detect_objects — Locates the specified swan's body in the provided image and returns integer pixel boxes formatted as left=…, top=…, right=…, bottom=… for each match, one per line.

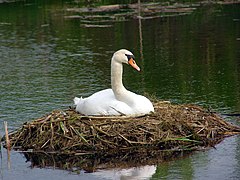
left=74, top=89, right=153, bottom=115
left=74, top=49, right=154, bottom=116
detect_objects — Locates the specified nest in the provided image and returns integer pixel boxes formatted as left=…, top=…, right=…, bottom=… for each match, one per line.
left=6, top=101, right=240, bottom=155
left=3, top=101, right=240, bottom=172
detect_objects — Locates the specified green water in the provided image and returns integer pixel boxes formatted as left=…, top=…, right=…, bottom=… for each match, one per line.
left=0, top=1, right=240, bottom=179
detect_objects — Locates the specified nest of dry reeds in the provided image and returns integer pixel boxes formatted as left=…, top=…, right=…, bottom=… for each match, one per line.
left=6, top=101, right=240, bottom=156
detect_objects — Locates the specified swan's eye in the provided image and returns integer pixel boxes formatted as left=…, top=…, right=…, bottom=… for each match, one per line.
left=125, top=54, right=135, bottom=61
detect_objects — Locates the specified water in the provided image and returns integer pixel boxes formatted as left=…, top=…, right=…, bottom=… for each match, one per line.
left=0, top=1, right=240, bottom=179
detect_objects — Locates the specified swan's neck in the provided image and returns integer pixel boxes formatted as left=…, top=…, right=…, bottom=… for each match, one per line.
left=111, top=59, right=128, bottom=100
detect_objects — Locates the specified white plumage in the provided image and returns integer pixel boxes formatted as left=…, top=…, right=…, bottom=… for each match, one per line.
left=74, top=49, right=154, bottom=116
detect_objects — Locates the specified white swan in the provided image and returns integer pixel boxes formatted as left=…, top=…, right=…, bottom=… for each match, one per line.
left=74, top=49, right=154, bottom=116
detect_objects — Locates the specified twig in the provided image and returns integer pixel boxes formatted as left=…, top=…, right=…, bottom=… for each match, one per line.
left=118, top=133, right=149, bottom=145
left=11, top=130, right=25, bottom=148
left=41, top=139, right=50, bottom=149
left=96, top=136, right=118, bottom=148
left=50, top=120, right=54, bottom=149
left=69, top=125, right=89, bottom=144
left=89, top=121, right=111, bottom=136
left=81, top=114, right=147, bottom=119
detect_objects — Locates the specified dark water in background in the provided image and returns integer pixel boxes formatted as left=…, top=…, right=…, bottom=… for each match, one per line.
left=0, top=1, right=240, bottom=179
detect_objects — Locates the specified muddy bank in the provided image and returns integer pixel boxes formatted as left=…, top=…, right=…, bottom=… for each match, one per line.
left=65, top=0, right=240, bottom=27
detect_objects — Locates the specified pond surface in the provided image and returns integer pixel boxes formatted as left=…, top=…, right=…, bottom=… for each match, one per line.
left=0, top=1, right=240, bottom=179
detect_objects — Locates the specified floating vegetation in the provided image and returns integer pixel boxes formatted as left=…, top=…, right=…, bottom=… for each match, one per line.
left=2, top=101, right=240, bottom=171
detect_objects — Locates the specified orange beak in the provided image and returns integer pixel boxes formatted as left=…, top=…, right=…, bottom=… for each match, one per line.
left=128, top=58, right=140, bottom=71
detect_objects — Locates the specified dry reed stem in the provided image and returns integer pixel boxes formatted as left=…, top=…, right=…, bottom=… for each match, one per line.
left=4, top=121, right=10, bottom=151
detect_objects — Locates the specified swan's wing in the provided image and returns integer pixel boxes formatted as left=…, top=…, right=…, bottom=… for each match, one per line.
left=133, top=94, right=154, bottom=113
left=74, top=89, right=133, bottom=115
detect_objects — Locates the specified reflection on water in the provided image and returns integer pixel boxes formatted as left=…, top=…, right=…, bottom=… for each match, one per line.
left=0, top=1, right=240, bottom=180
left=92, top=165, right=156, bottom=180
left=142, top=6, right=240, bottom=112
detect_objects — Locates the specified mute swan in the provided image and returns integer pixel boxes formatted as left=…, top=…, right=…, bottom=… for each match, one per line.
left=74, top=49, right=154, bottom=116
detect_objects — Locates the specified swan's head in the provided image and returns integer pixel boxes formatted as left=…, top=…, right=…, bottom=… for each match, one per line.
left=113, top=49, right=140, bottom=71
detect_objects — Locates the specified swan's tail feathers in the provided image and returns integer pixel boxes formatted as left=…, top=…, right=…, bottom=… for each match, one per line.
left=74, top=97, right=83, bottom=105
